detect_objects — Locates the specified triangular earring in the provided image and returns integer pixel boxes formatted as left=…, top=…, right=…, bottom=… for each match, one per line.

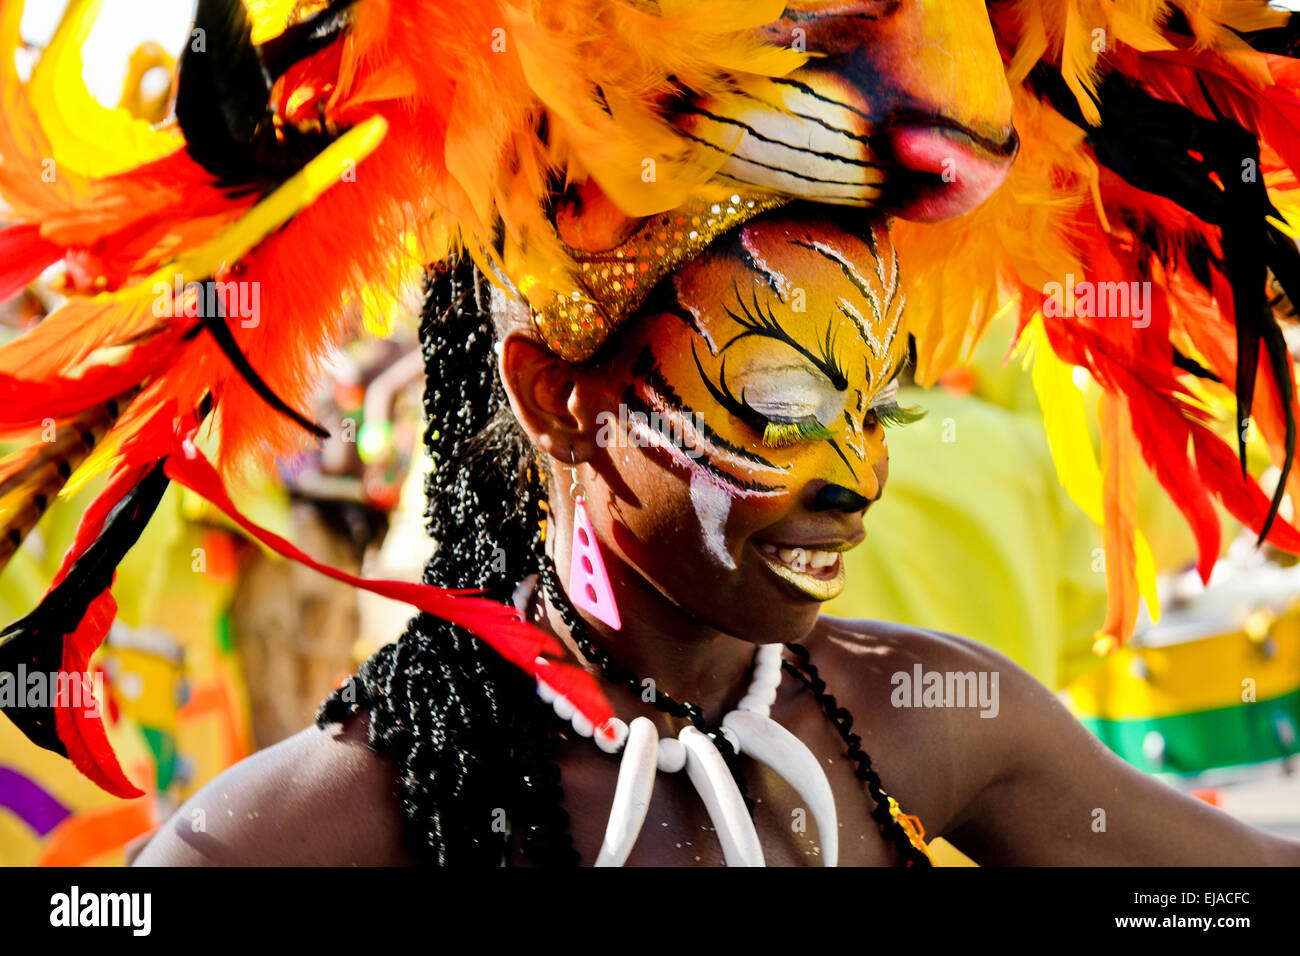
left=568, top=456, right=621, bottom=630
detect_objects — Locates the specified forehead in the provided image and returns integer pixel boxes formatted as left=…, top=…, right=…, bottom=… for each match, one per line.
left=668, top=215, right=906, bottom=380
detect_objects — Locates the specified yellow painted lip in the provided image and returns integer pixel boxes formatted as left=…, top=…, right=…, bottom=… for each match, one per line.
left=754, top=545, right=848, bottom=602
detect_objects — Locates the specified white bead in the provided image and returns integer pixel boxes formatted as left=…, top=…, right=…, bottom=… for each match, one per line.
left=595, top=719, right=659, bottom=866
left=571, top=711, right=594, bottom=737
left=536, top=680, right=558, bottom=704
left=751, top=683, right=778, bottom=706
left=657, top=736, right=687, bottom=773
left=553, top=695, right=575, bottom=720
left=737, top=694, right=769, bottom=716
left=752, top=659, right=783, bottom=686
left=756, top=643, right=785, bottom=667
left=720, top=726, right=741, bottom=755
left=595, top=717, right=629, bottom=754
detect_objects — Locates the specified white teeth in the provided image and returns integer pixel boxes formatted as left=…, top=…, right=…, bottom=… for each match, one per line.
left=759, top=543, right=844, bottom=574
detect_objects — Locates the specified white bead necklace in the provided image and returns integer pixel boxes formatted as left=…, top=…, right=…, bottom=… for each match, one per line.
left=535, top=641, right=840, bottom=867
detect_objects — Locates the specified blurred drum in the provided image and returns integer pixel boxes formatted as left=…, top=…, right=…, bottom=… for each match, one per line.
left=1062, top=565, right=1300, bottom=778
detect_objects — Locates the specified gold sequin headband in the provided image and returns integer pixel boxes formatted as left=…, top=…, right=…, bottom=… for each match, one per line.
left=529, top=188, right=789, bottom=362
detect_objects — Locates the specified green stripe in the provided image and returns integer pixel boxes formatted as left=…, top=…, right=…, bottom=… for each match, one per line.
left=140, top=726, right=178, bottom=791
left=1077, top=688, right=1300, bottom=776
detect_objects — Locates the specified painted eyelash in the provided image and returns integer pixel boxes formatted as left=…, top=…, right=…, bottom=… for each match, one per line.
left=761, top=417, right=836, bottom=448
left=868, top=400, right=926, bottom=429
left=692, top=345, right=840, bottom=448
left=721, top=282, right=849, bottom=390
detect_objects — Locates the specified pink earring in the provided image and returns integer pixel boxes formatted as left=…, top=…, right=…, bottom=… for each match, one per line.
left=568, top=453, right=621, bottom=630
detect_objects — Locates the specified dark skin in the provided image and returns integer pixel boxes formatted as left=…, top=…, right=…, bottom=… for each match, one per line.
left=134, top=215, right=1300, bottom=866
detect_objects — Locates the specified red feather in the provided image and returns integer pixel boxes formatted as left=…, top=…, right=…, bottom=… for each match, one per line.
left=53, top=588, right=144, bottom=799
left=163, top=426, right=614, bottom=730
left=0, top=223, right=63, bottom=304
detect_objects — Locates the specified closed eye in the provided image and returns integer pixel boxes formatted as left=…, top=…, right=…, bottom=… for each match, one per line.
left=692, top=344, right=841, bottom=448
left=865, top=400, right=926, bottom=430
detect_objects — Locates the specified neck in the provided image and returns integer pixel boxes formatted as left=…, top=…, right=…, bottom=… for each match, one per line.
left=530, top=549, right=760, bottom=730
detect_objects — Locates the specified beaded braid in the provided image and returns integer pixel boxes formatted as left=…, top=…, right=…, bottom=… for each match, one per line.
left=316, top=258, right=578, bottom=866
left=782, top=642, right=934, bottom=866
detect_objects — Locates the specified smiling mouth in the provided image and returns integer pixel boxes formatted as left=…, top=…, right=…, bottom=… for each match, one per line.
left=753, top=540, right=850, bottom=602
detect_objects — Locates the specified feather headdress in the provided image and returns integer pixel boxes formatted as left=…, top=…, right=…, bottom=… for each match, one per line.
left=0, top=0, right=1298, bottom=794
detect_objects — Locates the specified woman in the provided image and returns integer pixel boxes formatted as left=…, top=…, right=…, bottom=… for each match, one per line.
left=3, top=0, right=1300, bottom=865
left=135, top=213, right=1300, bottom=865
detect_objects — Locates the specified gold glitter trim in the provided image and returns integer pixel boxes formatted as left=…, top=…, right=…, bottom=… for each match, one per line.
left=532, top=190, right=788, bottom=362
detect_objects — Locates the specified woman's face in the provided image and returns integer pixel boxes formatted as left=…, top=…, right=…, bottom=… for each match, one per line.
left=575, top=210, right=912, bottom=644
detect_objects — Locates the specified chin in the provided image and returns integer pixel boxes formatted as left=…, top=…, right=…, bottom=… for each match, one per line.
left=697, top=561, right=830, bottom=645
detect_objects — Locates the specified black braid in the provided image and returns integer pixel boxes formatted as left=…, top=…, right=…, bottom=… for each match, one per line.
left=782, top=642, right=934, bottom=867
left=316, top=258, right=577, bottom=866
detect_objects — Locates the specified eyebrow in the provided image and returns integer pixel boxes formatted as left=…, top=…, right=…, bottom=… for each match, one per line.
left=878, top=351, right=908, bottom=392
left=737, top=242, right=788, bottom=299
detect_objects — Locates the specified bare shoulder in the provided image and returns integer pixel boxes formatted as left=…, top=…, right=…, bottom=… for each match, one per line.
left=804, top=615, right=1054, bottom=837
left=132, top=710, right=415, bottom=866
left=812, top=614, right=1027, bottom=676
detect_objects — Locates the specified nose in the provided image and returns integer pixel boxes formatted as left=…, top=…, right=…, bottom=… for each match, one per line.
left=884, top=120, right=1019, bottom=222
left=810, top=483, right=872, bottom=514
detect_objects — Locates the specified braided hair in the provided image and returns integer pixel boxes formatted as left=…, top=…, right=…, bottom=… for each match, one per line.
left=317, top=257, right=932, bottom=866
left=316, top=258, right=577, bottom=866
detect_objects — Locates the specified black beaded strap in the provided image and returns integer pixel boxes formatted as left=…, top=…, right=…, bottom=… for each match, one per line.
left=537, top=557, right=754, bottom=810
left=782, top=642, right=933, bottom=867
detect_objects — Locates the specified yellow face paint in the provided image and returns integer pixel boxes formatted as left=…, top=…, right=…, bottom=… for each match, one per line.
left=623, top=212, right=913, bottom=507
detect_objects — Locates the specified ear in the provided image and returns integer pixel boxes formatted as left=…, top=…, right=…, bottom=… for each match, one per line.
left=499, top=330, right=602, bottom=462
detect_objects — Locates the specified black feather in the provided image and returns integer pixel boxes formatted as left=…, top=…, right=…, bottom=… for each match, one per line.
left=181, top=282, right=330, bottom=439
left=258, top=0, right=358, bottom=80
left=176, top=0, right=346, bottom=187
left=1235, top=13, right=1300, bottom=57
left=0, top=462, right=169, bottom=756
left=1173, top=349, right=1222, bottom=383
left=1261, top=226, right=1300, bottom=541
left=176, top=0, right=273, bottom=185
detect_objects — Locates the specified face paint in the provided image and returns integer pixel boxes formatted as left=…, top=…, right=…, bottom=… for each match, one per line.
left=623, top=370, right=787, bottom=571
left=689, top=470, right=737, bottom=570
left=585, top=211, right=920, bottom=629
left=632, top=213, right=910, bottom=504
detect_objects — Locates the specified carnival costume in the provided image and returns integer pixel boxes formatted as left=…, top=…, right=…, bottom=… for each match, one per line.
left=1, top=0, right=1299, bottom=865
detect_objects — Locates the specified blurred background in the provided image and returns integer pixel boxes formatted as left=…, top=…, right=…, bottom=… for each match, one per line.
left=1, top=0, right=1299, bottom=866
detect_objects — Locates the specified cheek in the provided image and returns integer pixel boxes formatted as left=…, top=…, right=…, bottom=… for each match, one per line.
left=595, top=427, right=794, bottom=575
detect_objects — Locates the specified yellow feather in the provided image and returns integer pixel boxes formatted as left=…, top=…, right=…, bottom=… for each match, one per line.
left=1017, top=317, right=1161, bottom=623
left=244, top=0, right=302, bottom=43
left=101, top=117, right=389, bottom=305
left=27, top=0, right=179, bottom=178
left=1061, top=0, right=1104, bottom=126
